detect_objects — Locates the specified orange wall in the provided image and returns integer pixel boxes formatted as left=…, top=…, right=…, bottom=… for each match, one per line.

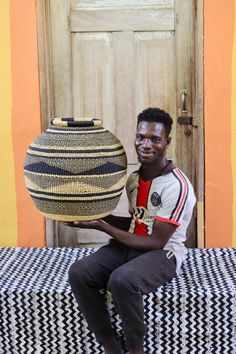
left=204, top=0, right=235, bottom=247
left=0, top=0, right=45, bottom=247
left=0, top=0, right=17, bottom=246
left=10, top=0, right=45, bottom=246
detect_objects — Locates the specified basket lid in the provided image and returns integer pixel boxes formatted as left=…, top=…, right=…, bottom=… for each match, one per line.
left=50, top=117, right=102, bottom=127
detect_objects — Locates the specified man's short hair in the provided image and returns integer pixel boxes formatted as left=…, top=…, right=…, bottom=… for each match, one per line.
left=137, top=107, right=173, bottom=136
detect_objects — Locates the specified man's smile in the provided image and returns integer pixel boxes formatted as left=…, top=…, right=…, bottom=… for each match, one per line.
left=137, top=146, right=155, bottom=155
left=139, top=151, right=154, bottom=158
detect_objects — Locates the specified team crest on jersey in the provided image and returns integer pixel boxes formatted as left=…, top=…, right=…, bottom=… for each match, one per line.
left=151, top=192, right=161, bottom=207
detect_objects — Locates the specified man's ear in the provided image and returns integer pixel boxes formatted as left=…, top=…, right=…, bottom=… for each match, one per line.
left=165, top=136, right=171, bottom=147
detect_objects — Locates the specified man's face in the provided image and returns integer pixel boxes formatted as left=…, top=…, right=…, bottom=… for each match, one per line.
left=135, top=121, right=170, bottom=165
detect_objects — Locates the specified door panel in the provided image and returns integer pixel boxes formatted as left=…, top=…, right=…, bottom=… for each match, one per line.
left=72, top=32, right=115, bottom=132
left=37, top=0, right=198, bottom=247
left=113, top=32, right=136, bottom=162
left=72, top=31, right=177, bottom=163
left=134, top=31, right=176, bottom=162
left=70, top=1, right=175, bottom=32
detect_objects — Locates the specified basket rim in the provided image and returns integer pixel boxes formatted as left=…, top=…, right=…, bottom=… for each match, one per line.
left=50, top=117, right=102, bottom=127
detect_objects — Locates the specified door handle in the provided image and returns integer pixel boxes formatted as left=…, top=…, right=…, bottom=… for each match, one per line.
left=178, top=89, right=196, bottom=135
left=180, top=89, right=188, bottom=113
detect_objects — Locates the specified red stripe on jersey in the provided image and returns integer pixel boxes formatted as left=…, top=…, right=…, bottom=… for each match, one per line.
left=134, top=221, right=149, bottom=236
left=155, top=215, right=180, bottom=227
left=172, top=168, right=188, bottom=222
left=134, top=178, right=151, bottom=236
left=136, top=178, right=151, bottom=206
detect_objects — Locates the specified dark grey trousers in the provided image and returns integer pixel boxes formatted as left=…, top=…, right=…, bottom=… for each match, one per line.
left=68, top=240, right=176, bottom=351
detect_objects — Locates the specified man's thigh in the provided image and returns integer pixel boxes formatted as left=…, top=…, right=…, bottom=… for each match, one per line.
left=72, top=240, right=129, bottom=286
left=85, top=240, right=128, bottom=269
left=115, top=249, right=176, bottom=294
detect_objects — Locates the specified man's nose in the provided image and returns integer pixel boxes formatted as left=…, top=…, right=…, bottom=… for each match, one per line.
left=143, top=138, right=152, bottom=148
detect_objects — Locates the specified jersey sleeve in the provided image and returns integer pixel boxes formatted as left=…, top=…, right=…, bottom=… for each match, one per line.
left=125, top=173, right=136, bottom=214
left=155, top=170, right=189, bottom=227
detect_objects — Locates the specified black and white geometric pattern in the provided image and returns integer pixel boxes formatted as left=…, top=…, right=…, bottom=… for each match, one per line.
left=0, top=247, right=236, bottom=353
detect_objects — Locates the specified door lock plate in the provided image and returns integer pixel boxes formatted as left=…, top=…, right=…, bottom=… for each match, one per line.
left=177, top=116, right=193, bottom=125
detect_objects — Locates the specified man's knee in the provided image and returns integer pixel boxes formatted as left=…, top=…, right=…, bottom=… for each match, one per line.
left=108, top=267, right=136, bottom=294
left=68, top=259, right=90, bottom=285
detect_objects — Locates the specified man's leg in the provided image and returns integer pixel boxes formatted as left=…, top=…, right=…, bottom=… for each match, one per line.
left=107, top=249, right=176, bottom=354
left=68, top=241, right=128, bottom=353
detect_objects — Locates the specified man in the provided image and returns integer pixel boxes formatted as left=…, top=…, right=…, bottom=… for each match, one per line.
left=67, top=107, right=196, bottom=354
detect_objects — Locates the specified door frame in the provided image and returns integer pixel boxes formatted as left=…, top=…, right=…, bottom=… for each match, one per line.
left=194, top=0, right=204, bottom=248
left=36, top=0, right=205, bottom=248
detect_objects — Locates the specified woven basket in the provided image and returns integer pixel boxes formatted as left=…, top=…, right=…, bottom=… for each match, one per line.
left=24, top=118, right=127, bottom=221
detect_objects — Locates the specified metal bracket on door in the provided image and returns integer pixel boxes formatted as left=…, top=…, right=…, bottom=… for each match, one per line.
left=177, top=116, right=193, bottom=125
left=178, top=89, right=193, bottom=135
left=177, top=116, right=193, bottom=136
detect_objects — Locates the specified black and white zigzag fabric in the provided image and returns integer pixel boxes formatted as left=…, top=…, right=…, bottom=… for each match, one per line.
left=0, top=247, right=236, bottom=353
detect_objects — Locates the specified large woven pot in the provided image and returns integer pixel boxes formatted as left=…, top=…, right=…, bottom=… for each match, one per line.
left=24, top=118, right=127, bottom=221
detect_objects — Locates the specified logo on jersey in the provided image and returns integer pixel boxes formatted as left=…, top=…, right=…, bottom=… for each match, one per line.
left=133, top=207, right=154, bottom=226
left=151, top=192, right=161, bottom=207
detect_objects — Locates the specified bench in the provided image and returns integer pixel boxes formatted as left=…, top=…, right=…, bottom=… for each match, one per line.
left=0, top=247, right=236, bottom=353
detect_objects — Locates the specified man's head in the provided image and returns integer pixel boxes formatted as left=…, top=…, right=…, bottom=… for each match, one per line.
left=135, top=107, right=173, bottom=166
left=137, top=107, right=173, bottom=137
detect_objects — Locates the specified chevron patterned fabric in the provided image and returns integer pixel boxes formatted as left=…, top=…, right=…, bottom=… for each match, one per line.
left=24, top=118, right=127, bottom=222
left=0, top=247, right=236, bottom=353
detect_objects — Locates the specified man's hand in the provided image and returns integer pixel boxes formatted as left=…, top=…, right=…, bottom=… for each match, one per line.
left=62, top=219, right=104, bottom=230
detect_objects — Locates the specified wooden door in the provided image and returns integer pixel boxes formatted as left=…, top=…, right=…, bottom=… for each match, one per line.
left=37, top=0, right=203, bottom=248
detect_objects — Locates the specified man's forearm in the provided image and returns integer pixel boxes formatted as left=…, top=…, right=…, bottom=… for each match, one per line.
left=99, top=221, right=164, bottom=250
left=102, top=215, right=132, bottom=231
left=63, top=217, right=176, bottom=250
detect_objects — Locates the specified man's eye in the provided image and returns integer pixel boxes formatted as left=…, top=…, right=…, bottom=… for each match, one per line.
left=152, top=138, right=159, bottom=143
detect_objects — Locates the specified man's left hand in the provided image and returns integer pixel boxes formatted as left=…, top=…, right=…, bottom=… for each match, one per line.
left=62, top=219, right=104, bottom=230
